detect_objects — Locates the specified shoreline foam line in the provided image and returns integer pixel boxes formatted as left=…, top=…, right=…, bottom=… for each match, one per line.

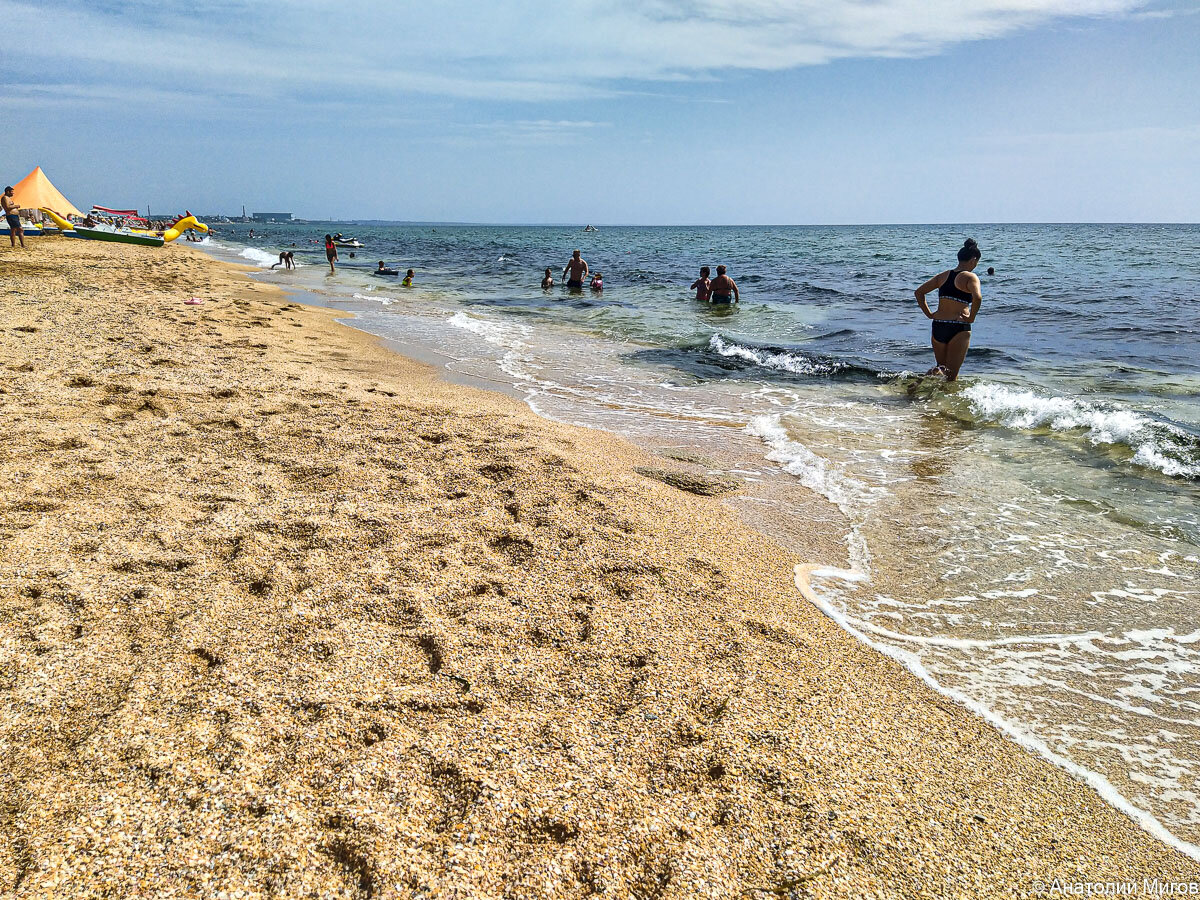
left=793, top=563, right=1200, bottom=864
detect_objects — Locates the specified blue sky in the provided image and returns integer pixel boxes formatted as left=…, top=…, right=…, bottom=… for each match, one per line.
left=3, top=0, right=1197, bottom=223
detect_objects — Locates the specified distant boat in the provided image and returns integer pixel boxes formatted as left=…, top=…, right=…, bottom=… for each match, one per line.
left=583, top=224, right=598, bottom=232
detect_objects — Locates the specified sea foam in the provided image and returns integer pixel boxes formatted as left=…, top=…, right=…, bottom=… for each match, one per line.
left=794, top=564, right=1200, bottom=863
left=238, top=247, right=303, bottom=269
left=963, top=383, right=1200, bottom=479
left=708, top=334, right=844, bottom=376
left=746, top=414, right=876, bottom=571
left=447, top=311, right=535, bottom=381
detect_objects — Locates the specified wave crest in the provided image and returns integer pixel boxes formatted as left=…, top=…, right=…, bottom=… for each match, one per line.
left=708, top=334, right=848, bottom=377
left=962, top=383, right=1200, bottom=479
left=237, top=246, right=303, bottom=268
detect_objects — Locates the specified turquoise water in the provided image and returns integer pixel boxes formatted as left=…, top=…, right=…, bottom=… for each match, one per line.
left=205, top=223, right=1200, bottom=857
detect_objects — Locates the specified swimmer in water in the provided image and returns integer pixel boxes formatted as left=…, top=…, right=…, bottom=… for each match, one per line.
left=375, top=261, right=397, bottom=276
left=562, top=250, right=588, bottom=290
left=402, top=269, right=414, bottom=287
left=542, top=267, right=554, bottom=289
left=691, top=266, right=711, bottom=302
left=708, top=265, right=739, bottom=303
left=914, top=237, right=983, bottom=381
left=590, top=272, right=603, bottom=291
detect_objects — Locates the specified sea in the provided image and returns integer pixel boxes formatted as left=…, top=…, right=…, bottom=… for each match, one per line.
left=201, top=222, right=1200, bottom=858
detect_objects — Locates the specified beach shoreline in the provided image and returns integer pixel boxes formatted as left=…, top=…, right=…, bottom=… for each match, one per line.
left=1, top=239, right=1192, bottom=896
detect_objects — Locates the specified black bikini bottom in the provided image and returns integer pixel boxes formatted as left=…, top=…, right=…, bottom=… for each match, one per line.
left=932, top=320, right=970, bottom=343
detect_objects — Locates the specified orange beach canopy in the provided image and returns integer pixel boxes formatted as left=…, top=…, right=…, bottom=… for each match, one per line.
left=9, top=166, right=84, bottom=218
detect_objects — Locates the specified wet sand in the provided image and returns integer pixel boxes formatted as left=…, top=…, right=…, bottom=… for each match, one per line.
left=0, top=239, right=1192, bottom=897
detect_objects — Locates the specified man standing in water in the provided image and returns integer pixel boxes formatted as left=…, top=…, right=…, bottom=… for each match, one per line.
left=3, top=187, right=25, bottom=249
left=709, top=265, right=739, bottom=303
left=562, top=250, right=589, bottom=290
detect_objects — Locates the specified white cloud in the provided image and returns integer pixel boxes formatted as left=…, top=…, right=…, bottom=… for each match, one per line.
left=5, top=0, right=1153, bottom=104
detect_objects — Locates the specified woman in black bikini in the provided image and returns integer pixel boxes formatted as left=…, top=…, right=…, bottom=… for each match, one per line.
left=914, top=238, right=982, bottom=381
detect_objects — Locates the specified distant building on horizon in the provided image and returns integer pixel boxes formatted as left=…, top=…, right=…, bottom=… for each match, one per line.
left=252, top=212, right=293, bottom=222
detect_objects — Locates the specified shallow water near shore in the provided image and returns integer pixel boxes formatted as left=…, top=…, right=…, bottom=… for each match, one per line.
left=203, top=222, right=1200, bottom=855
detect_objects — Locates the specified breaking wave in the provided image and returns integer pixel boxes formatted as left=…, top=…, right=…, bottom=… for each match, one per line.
left=961, top=383, right=1200, bottom=480
left=237, top=247, right=303, bottom=268
left=707, top=334, right=870, bottom=378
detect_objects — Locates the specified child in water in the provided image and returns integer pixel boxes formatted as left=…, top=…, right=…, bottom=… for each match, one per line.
left=691, top=266, right=711, bottom=302
left=402, top=269, right=415, bottom=287
left=542, top=267, right=554, bottom=289
left=590, top=272, right=603, bottom=291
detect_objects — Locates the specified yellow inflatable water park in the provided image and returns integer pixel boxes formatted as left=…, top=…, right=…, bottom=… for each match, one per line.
left=40, top=207, right=209, bottom=248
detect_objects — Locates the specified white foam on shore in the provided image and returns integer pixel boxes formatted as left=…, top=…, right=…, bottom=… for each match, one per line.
left=963, top=383, right=1199, bottom=479
left=794, top=564, right=1200, bottom=863
left=237, top=246, right=304, bottom=269
left=709, top=334, right=843, bottom=376
left=448, top=311, right=535, bottom=381
left=352, top=292, right=396, bottom=306
left=746, top=414, right=876, bottom=571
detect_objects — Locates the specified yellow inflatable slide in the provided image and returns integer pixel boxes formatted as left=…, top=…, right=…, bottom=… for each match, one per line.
left=40, top=209, right=209, bottom=244
left=40, top=208, right=74, bottom=230
left=162, top=215, right=209, bottom=243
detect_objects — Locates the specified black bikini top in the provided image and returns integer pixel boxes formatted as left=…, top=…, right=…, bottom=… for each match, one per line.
left=938, top=269, right=973, bottom=303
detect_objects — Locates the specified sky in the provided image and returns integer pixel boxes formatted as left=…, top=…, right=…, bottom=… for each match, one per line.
left=3, top=0, right=1198, bottom=224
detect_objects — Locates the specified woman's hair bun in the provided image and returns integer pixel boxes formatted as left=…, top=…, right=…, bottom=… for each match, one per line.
left=963, top=238, right=978, bottom=249
left=957, top=237, right=981, bottom=262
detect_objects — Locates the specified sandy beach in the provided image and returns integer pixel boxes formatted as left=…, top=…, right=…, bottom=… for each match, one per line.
left=0, top=239, right=1192, bottom=897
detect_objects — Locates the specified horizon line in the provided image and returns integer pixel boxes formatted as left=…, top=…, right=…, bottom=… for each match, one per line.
left=199, top=219, right=1200, bottom=228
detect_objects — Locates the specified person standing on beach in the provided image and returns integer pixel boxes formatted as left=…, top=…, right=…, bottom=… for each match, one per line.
left=324, top=234, right=338, bottom=274
left=914, top=238, right=983, bottom=381
left=709, top=265, right=739, bottom=303
left=691, top=266, right=711, bottom=302
left=3, top=187, right=25, bottom=249
left=562, top=250, right=588, bottom=290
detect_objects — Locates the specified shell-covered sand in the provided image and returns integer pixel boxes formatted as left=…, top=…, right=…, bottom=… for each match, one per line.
left=0, top=240, right=1192, bottom=897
